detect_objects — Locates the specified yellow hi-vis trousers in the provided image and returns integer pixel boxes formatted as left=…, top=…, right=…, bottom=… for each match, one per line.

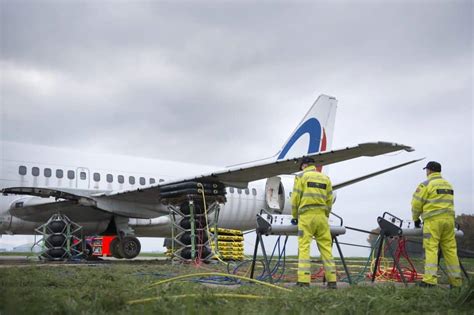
left=297, top=210, right=336, bottom=283
left=422, top=214, right=462, bottom=286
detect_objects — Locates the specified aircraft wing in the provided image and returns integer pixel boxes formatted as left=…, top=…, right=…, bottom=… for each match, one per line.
left=203, top=142, right=413, bottom=186
left=2, top=142, right=413, bottom=218
left=97, top=141, right=413, bottom=203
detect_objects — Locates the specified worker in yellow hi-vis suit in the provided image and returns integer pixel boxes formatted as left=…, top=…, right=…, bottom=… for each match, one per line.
left=412, top=161, right=462, bottom=287
left=291, top=157, right=337, bottom=289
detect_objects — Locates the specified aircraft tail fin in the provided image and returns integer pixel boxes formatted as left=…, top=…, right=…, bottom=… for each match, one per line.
left=276, top=94, right=337, bottom=161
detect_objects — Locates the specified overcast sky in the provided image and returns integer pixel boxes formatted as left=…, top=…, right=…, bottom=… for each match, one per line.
left=1, top=0, right=472, bottom=256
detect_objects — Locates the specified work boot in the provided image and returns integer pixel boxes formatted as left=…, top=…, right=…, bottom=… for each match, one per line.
left=327, top=282, right=337, bottom=290
left=296, top=282, right=310, bottom=288
left=416, top=281, right=436, bottom=288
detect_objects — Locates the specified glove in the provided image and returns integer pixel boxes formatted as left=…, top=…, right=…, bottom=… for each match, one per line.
left=414, top=219, right=421, bottom=228
left=291, top=218, right=298, bottom=225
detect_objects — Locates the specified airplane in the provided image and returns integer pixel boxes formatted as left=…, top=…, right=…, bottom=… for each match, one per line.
left=0, top=94, right=418, bottom=259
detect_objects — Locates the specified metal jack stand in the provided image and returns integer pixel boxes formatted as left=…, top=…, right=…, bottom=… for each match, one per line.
left=330, top=212, right=353, bottom=285
left=34, top=213, right=83, bottom=261
left=168, top=199, right=221, bottom=262
left=371, top=212, right=407, bottom=286
left=162, top=181, right=225, bottom=263
left=249, top=213, right=280, bottom=284
left=250, top=210, right=352, bottom=284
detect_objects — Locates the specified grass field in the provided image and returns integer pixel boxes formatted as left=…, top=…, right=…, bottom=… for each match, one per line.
left=0, top=255, right=472, bottom=314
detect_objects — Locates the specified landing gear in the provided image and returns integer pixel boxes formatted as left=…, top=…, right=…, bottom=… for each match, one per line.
left=121, top=236, right=141, bottom=259
left=110, top=237, right=124, bottom=259
left=109, top=236, right=141, bottom=259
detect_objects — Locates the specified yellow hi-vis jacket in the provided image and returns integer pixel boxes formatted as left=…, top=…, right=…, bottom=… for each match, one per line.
left=291, top=165, right=333, bottom=218
left=411, top=172, right=455, bottom=221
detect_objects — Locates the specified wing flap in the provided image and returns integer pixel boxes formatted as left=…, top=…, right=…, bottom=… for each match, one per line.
left=1, top=187, right=105, bottom=200
left=9, top=199, right=112, bottom=222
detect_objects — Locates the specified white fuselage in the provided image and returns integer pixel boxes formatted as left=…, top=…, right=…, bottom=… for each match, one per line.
left=0, top=141, right=294, bottom=237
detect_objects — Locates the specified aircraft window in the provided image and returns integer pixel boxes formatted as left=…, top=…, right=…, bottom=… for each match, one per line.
left=44, top=168, right=52, bottom=178
left=245, top=188, right=249, bottom=195
left=252, top=188, right=257, bottom=196
left=106, top=174, right=113, bottom=183
left=56, top=169, right=63, bottom=178
left=229, top=187, right=234, bottom=193
left=129, top=176, right=135, bottom=185
left=159, top=179, right=164, bottom=182
left=67, top=170, right=75, bottom=180
left=32, top=167, right=40, bottom=177
left=118, top=175, right=124, bottom=184
left=19, top=166, right=27, bottom=175
left=93, top=173, right=100, bottom=182
left=237, top=188, right=242, bottom=194
left=80, top=172, right=87, bottom=180
left=150, top=178, right=156, bottom=184
left=139, top=177, right=146, bottom=185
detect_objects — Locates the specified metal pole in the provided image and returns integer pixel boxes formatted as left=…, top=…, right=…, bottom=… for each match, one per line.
left=387, top=239, right=407, bottom=286
left=250, top=233, right=260, bottom=279
left=189, top=200, right=196, bottom=260
left=258, top=234, right=274, bottom=284
left=334, top=237, right=352, bottom=285
left=371, top=234, right=385, bottom=282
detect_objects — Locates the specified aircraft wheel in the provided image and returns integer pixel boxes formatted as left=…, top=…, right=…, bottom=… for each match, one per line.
left=121, top=236, right=141, bottom=259
left=110, top=237, right=124, bottom=259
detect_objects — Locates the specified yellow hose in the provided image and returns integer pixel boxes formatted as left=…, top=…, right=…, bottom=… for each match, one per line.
left=128, top=293, right=273, bottom=305
left=197, top=184, right=228, bottom=264
left=145, top=272, right=292, bottom=292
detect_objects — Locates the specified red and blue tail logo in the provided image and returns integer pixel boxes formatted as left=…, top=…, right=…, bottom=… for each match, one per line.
left=277, top=117, right=327, bottom=169
left=275, top=94, right=336, bottom=172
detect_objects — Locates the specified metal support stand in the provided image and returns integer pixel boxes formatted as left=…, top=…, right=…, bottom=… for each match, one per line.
left=333, top=237, right=352, bottom=285
left=250, top=210, right=352, bottom=284
left=162, top=181, right=225, bottom=263
left=168, top=197, right=221, bottom=262
left=250, top=231, right=276, bottom=284
left=331, top=212, right=352, bottom=285
left=371, top=212, right=407, bottom=286
left=34, top=213, right=83, bottom=261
